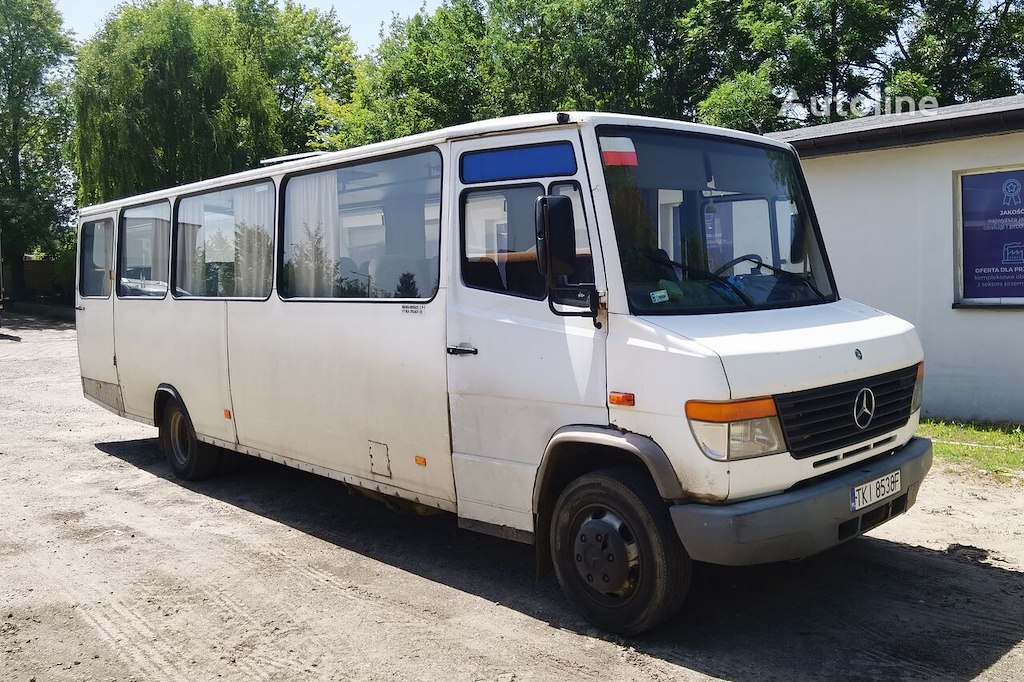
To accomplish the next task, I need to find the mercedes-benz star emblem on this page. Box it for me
[853,387,876,430]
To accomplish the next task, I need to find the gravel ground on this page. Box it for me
[1,312,1022,682]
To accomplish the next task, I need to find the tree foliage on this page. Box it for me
[6,0,1024,281]
[0,0,73,295]
[73,0,355,204]
[316,0,1024,146]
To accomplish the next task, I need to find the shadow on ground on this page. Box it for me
[97,438,1024,681]
[1,312,74,332]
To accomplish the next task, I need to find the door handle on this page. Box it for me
[75,306,85,311]
[446,345,478,356]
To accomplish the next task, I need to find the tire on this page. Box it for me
[159,397,220,481]
[550,468,691,635]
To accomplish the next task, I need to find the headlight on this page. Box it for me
[911,362,924,413]
[686,397,787,461]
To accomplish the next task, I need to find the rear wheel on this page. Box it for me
[550,468,691,635]
[159,397,220,480]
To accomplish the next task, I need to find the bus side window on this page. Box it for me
[119,202,170,298]
[461,185,546,299]
[175,182,275,298]
[280,149,442,300]
[79,219,113,298]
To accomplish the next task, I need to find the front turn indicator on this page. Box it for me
[686,397,787,461]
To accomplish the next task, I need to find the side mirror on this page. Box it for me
[535,194,600,324]
[535,195,576,276]
[789,213,806,265]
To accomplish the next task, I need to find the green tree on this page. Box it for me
[892,0,1024,105]
[739,0,909,123]
[698,63,780,132]
[0,0,73,297]
[653,0,759,119]
[319,0,488,148]
[233,0,357,152]
[73,0,283,203]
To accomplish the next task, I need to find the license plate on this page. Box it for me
[850,470,901,512]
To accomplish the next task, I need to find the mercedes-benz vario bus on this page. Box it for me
[75,112,931,634]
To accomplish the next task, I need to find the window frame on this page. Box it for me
[276,145,444,304]
[170,178,278,302]
[116,199,172,301]
[459,181,547,301]
[78,217,115,300]
[953,165,1024,308]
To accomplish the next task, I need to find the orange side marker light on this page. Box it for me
[415,456,427,467]
[609,392,635,406]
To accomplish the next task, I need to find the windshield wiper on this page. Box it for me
[719,254,829,303]
[765,265,829,303]
[642,250,754,307]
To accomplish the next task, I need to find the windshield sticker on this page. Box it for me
[600,137,638,167]
[650,289,669,304]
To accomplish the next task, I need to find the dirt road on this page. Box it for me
[1,313,1022,681]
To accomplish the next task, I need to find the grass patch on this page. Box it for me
[917,419,1024,479]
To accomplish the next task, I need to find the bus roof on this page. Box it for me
[78,111,793,217]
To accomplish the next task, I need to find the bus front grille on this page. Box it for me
[775,365,918,460]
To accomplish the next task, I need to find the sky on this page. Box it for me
[54,0,442,54]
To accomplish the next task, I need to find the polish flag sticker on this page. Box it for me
[600,137,638,166]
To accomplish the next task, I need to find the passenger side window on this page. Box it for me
[175,182,274,298]
[461,185,545,299]
[280,150,441,299]
[79,219,113,298]
[119,202,170,298]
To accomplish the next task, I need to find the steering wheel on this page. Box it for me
[713,253,763,276]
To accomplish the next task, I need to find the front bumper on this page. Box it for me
[670,437,932,566]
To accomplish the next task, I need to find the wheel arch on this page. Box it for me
[153,383,183,429]
[532,426,685,577]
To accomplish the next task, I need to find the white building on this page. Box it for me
[771,96,1024,422]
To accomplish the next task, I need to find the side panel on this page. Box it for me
[164,300,235,442]
[447,131,609,532]
[227,292,455,503]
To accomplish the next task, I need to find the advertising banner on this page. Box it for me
[961,169,1024,300]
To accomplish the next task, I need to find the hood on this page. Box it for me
[640,299,922,398]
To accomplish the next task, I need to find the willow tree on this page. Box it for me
[73,0,282,203]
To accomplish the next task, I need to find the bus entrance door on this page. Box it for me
[76,212,123,412]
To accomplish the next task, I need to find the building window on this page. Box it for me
[958,168,1024,305]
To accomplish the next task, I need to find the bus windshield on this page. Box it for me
[598,127,837,315]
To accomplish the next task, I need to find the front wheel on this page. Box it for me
[159,397,220,481]
[550,468,691,635]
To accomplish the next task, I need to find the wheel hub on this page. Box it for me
[573,513,631,594]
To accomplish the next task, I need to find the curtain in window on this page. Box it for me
[232,184,274,297]
[284,171,343,297]
[176,199,204,295]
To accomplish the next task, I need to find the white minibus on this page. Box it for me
[76,112,931,634]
